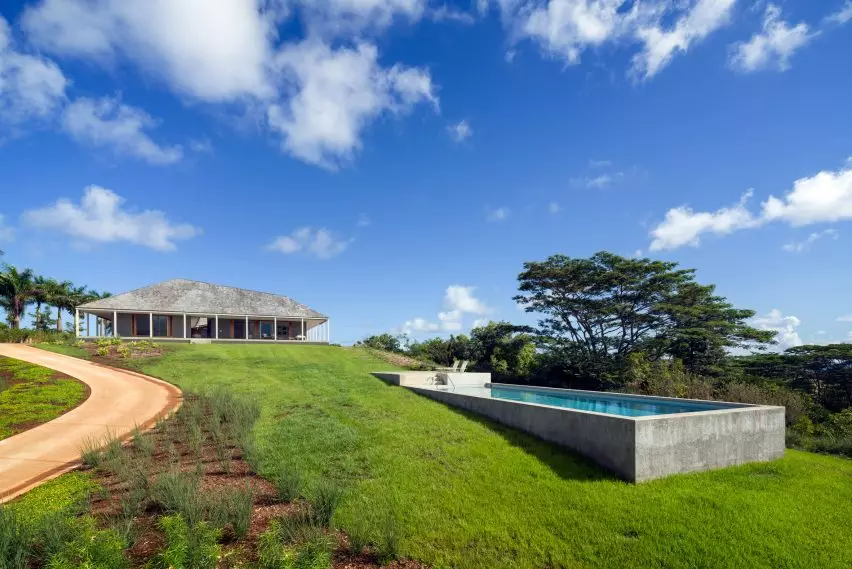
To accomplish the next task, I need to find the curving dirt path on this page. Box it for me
[0,344,181,503]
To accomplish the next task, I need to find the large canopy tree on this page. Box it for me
[515,252,774,380]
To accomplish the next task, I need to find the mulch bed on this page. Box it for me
[85,397,429,569]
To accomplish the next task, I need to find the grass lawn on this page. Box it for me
[34,342,90,359]
[109,343,852,569]
[0,356,88,440]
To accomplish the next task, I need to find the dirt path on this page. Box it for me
[0,344,181,503]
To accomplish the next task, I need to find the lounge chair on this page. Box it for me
[458,360,469,373]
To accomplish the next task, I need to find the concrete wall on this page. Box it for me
[410,387,637,480]
[371,371,491,387]
[633,406,785,481]
[406,384,786,482]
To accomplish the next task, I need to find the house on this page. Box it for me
[75,279,329,343]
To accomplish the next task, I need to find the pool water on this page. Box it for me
[455,385,737,417]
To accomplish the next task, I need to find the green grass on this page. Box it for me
[3,472,97,524]
[0,356,88,440]
[34,343,91,359]
[56,344,852,568]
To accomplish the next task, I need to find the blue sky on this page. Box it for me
[1,0,851,346]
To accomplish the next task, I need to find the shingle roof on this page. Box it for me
[77,279,326,319]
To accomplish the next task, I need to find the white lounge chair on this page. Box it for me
[458,360,469,373]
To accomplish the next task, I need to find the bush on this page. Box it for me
[205,486,255,539]
[0,507,30,569]
[154,515,220,569]
[43,516,128,569]
[259,515,334,569]
[376,511,401,564]
[356,334,404,353]
[152,470,204,526]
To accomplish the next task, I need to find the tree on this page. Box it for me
[515,252,774,384]
[0,265,38,329]
[31,275,56,331]
[469,321,536,378]
[357,333,404,353]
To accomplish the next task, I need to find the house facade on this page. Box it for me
[75,279,330,343]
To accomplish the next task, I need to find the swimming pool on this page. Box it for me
[487,385,737,417]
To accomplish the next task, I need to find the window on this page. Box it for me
[134,315,150,336]
[260,321,273,339]
[153,315,169,337]
[277,323,289,339]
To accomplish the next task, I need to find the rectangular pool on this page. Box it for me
[402,381,785,482]
[487,385,737,417]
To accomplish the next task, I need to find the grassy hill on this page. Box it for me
[46,343,852,568]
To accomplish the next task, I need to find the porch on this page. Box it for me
[75,309,330,343]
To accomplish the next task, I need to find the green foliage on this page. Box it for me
[259,515,334,569]
[310,480,344,527]
[43,516,128,569]
[0,507,29,569]
[154,515,220,569]
[515,252,774,383]
[204,486,255,538]
[275,464,303,502]
[355,333,404,353]
[151,469,205,527]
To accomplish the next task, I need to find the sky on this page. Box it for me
[1,0,851,347]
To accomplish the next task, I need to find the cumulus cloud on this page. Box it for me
[649,190,759,251]
[649,160,852,250]
[498,0,737,79]
[751,309,803,350]
[402,284,491,336]
[61,97,183,164]
[267,227,353,259]
[632,0,737,79]
[729,4,814,73]
[781,228,838,253]
[0,15,67,125]
[22,185,200,251]
[267,40,438,169]
[836,314,852,323]
[447,119,472,142]
[21,0,274,102]
[486,206,510,222]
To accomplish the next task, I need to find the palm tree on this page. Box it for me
[48,280,74,333]
[31,276,56,331]
[59,284,91,333]
[0,265,38,329]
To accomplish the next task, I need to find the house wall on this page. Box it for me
[116,313,133,337]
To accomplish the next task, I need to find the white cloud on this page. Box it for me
[486,206,510,222]
[632,0,737,79]
[633,248,643,258]
[761,163,852,226]
[447,119,473,142]
[356,213,371,228]
[402,284,491,336]
[589,158,612,168]
[826,1,852,25]
[22,185,200,251]
[572,172,623,189]
[292,0,427,35]
[403,317,440,334]
[61,96,183,164]
[0,214,14,242]
[445,285,490,315]
[477,0,490,15]
[267,227,352,259]
[472,318,490,328]
[0,15,67,124]
[21,0,274,102]
[548,201,561,214]
[837,314,852,323]
[498,1,737,79]
[729,4,814,73]
[649,190,759,251]
[504,49,516,63]
[267,40,438,169]
[781,228,838,253]
[189,137,214,153]
[429,5,476,24]
[752,309,803,350]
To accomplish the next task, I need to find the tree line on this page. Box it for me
[359,251,852,457]
[0,263,110,332]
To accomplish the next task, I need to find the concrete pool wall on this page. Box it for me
[386,377,785,482]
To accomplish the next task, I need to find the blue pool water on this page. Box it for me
[486,386,737,417]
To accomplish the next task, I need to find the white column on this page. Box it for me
[274,317,277,341]
[245,316,249,340]
[183,314,187,339]
[215,315,219,339]
[327,319,330,343]
[149,313,153,338]
[86,313,90,337]
[113,311,118,337]
[301,318,305,341]
[75,309,80,338]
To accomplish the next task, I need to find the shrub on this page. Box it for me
[346,517,371,556]
[310,480,344,527]
[205,486,255,539]
[261,514,334,569]
[275,465,303,503]
[79,437,104,469]
[152,470,204,526]
[154,515,220,569]
[257,521,296,569]
[375,511,401,564]
[44,516,128,569]
[96,346,110,357]
[0,506,30,569]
